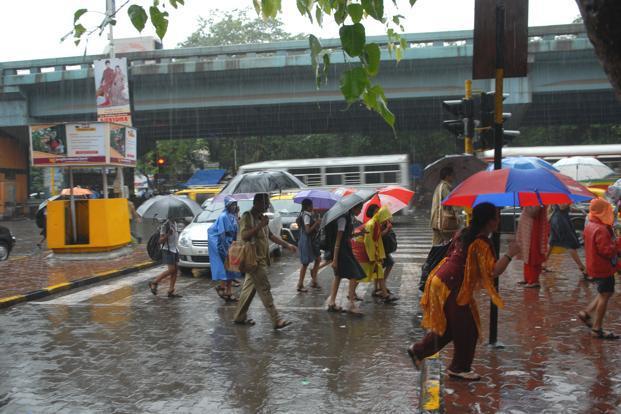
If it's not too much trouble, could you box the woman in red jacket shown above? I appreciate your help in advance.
[578,198,620,339]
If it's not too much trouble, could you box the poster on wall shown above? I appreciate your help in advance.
[30,124,69,165]
[109,124,137,167]
[93,57,132,126]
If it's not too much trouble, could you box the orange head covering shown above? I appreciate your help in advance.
[588,198,614,226]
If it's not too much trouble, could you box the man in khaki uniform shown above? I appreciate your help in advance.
[233,193,297,329]
[430,167,459,245]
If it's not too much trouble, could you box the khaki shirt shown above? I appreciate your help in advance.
[430,180,454,230]
[240,210,270,265]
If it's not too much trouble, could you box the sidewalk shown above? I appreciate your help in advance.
[434,248,621,412]
[0,218,155,307]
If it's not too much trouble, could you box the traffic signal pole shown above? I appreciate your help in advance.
[464,80,474,155]
[489,0,505,347]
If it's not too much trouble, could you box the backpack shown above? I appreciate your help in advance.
[419,243,451,292]
[382,229,398,254]
[146,221,171,261]
[35,209,46,229]
[319,219,337,252]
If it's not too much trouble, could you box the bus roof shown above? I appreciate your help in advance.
[479,144,621,161]
[239,154,408,170]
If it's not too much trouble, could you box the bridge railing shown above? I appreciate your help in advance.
[0,24,587,77]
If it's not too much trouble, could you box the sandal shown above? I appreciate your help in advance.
[517,281,527,285]
[296,285,309,293]
[167,291,183,298]
[524,283,540,288]
[347,295,363,302]
[310,282,321,289]
[148,281,158,296]
[274,319,292,330]
[371,289,383,298]
[327,304,343,313]
[346,304,364,317]
[224,295,239,303]
[447,369,481,381]
[234,318,256,326]
[578,311,592,328]
[407,346,422,370]
[232,279,241,287]
[591,329,620,340]
[216,286,227,300]
[382,293,399,303]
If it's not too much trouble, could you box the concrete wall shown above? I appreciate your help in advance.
[0,134,28,218]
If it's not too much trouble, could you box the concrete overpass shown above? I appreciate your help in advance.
[1,23,619,150]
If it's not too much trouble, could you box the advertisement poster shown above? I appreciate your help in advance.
[109,124,137,167]
[93,57,132,126]
[30,122,138,167]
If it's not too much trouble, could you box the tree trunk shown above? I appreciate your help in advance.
[575,0,621,100]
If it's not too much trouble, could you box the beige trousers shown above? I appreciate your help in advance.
[233,262,279,325]
[432,229,454,245]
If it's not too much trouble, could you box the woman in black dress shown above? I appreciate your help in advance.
[546,204,586,276]
[327,203,366,315]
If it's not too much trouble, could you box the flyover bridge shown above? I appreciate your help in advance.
[0,23,619,150]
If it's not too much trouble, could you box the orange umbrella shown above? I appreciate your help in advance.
[61,187,92,196]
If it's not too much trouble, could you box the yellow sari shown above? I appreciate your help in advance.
[358,207,392,283]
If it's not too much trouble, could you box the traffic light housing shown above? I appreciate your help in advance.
[442,99,466,150]
[474,91,520,150]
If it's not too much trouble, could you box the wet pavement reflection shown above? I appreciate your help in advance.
[1,217,620,413]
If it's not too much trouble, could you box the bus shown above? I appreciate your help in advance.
[237,154,410,190]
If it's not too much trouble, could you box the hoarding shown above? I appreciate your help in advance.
[30,122,137,167]
[94,57,132,126]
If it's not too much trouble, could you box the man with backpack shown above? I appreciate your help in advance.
[148,218,183,298]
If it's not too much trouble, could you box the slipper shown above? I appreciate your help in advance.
[274,320,292,330]
[327,304,344,313]
[371,289,383,298]
[524,283,540,288]
[216,286,228,300]
[310,283,322,290]
[148,282,158,296]
[591,329,620,340]
[382,293,399,303]
[224,295,239,303]
[346,306,364,317]
[296,286,309,293]
[232,280,241,287]
[167,291,183,298]
[578,311,592,328]
[234,318,255,326]
[407,346,422,370]
[517,281,527,285]
[447,369,481,381]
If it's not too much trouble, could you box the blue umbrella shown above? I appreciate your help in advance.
[293,189,341,210]
[486,156,558,172]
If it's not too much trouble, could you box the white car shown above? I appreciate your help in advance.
[177,200,282,275]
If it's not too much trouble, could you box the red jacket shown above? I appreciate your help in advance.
[584,217,617,278]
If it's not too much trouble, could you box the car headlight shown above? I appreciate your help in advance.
[178,233,191,248]
[290,222,299,231]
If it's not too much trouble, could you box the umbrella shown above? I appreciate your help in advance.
[293,189,341,210]
[219,171,306,195]
[136,195,202,220]
[442,168,594,208]
[358,185,415,222]
[553,157,615,181]
[61,187,92,196]
[37,195,62,212]
[422,154,487,192]
[321,189,377,228]
[485,156,558,172]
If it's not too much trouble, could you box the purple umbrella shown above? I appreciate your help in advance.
[293,189,341,210]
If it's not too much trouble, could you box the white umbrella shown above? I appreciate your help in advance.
[553,156,615,181]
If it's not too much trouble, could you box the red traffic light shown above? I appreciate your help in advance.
[156,157,166,166]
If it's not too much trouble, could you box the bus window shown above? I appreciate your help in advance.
[289,167,322,186]
[364,164,400,184]
[326,166,359,186]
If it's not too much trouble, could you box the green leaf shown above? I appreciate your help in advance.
[334,1,347,25]
[340,67,370,103]
[322,53,330,81]
[361,0,384,21]
[74,8,87,24]
[169,0,184,9]
[410,0,418,6]
[128,5,148,32]
[149,6,169,39]
[347,4,364,23]
[261,0,281,19]
[363,43,381,76]
[74,23,86,39]
[363,85,395,128]
[315,5,323,27]
[309,34,322,70]
[339,23,366,58]
[395,45,403,62]
[253,0,261,15]
[296,0,311,16]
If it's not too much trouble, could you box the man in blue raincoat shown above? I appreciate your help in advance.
[208,197,241,302]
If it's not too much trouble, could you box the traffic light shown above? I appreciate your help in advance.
[442,99,466,151]
[156,156,167,168]
[474,91,520,150]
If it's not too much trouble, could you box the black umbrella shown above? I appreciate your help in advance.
[422,154,487,192]
[220,171,306,195]
[320,189,377,229]
[136,195,202,220]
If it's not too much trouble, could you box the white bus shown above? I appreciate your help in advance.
[238,154,410,190]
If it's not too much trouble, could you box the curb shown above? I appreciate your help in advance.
[419,353,444,413]
[0,260,157,309]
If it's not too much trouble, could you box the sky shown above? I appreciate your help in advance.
[1,0,581,62]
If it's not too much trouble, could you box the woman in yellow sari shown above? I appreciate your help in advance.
[407,202,520,380]
[352,205,398,303]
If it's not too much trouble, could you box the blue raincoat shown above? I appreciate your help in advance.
[208,198,240,281]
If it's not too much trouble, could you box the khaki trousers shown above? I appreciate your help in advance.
[432,229,454,245]
[233,262,279,326]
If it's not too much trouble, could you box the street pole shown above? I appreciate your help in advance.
[464,80,473,155]
[489,0,505,347]
[69,167,77,243]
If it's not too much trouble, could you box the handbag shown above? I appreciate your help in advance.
[419,243,451,292]
[382,229,398,254]
[440,208,459,232]
[226,240,257,273]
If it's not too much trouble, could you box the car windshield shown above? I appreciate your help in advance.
[195,200,254,223]
[271,199,301,216]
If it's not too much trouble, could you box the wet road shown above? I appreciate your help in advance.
[0,220,430,413]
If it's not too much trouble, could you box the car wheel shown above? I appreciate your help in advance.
[180,267,194,277]
[0,242,9,261]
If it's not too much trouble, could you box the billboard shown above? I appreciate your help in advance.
[94,57,132,126]
[30,122,137,167]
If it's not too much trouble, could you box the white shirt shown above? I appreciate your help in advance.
[160,220,179,253]
[337,216,346,232]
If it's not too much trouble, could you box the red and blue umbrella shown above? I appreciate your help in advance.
[485,156,558,172]
[442,168,594,207]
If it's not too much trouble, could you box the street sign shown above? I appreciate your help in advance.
[473,0,529,79]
